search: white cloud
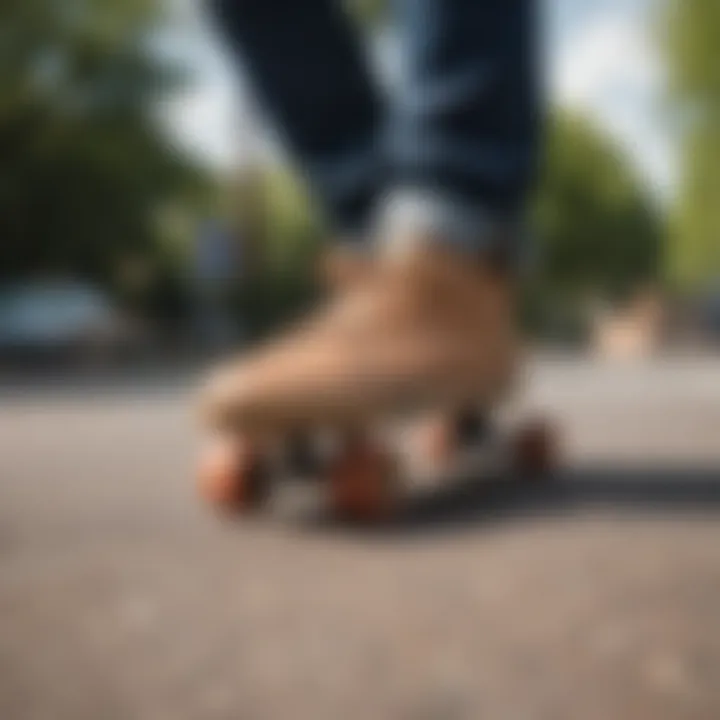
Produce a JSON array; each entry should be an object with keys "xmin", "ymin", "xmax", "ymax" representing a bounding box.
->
[
  {"xmin": 163, "ymin": 75, "xmax": 254, "ymax": 171},
  {"xmin": 157, "ymin": 4, "xmax": 260, "ymax": 171},
  {"xmin": 554, "ymin": 13, "xmax": 659, "ymax": 105},
  {"xmin": 550, "ymin": 4, "xmax": 675, "ymax": 198}
]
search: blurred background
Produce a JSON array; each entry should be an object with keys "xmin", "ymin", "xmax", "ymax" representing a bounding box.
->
[
  {"xmin": 0, "ymin": 0, "xmax": 718, "ymax": 364},
  {"xmin": 1, "ymin": 2, "xmax": 720, "ymax": 720}
]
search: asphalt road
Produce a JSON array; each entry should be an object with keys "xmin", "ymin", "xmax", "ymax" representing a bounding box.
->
[{"xmin": 1, "ymin": 356, "xmax": 720, "ymax": 720}]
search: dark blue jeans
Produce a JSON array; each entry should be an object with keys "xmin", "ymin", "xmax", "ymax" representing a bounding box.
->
[{"xmin": 210, "ymin": 0, "xmax": 539, "ymax": 252}]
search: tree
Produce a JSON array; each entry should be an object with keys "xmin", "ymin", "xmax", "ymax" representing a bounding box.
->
[
  {"xmin": 529, "ymin": 112, "xmax": 663, "ymax": 336},
  {"xmin": 227, "ymin": 164, "xmax": 326, "ymax": 337},
  {"xmin": 534, "ymin": 112, "xmax": 662, "ymax": 297},
  {"xmin": 664, "ymin": 0, "xmax": 720, "ymax": 288},
  {"xmin": 345, "ymin": 0, "xmax": 388, "ymax": 28},
  {"xmin": 0, "ymin": 0, "xmax": 208, "ymax": 311}
]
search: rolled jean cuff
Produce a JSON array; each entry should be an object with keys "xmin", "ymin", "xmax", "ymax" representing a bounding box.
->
[{"xmin": 374, "ymin": 187, "xmax": 530, "ymax": 268}]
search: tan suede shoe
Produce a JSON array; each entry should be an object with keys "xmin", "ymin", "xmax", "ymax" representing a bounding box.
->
[{"xmin": 201, "ymin": 240, "xmax": 519, "ymax": 434}]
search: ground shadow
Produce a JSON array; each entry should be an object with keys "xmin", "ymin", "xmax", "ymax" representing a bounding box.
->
[{"xmin": 304, "ymin": 465, "xmax": 720, "ymax": 538}]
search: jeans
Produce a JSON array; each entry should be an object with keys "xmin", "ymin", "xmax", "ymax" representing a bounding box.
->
[{"xmin": 210, "ymin": 0, "xmax": 539, "ymax": 254}]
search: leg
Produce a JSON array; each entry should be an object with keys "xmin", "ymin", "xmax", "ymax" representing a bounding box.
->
[
  {"xmin": 382, "ymin": 0, "xmax": 539, "ymax": 258},
  {"xmin": 209, "ymin": 0, "xmax": 382, "ymax": 236},
  {"xmin": 201, "ymin": 0, "xmax": 542, "ymax": 465}
]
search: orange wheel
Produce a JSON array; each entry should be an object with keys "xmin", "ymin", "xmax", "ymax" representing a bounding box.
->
[
  {"xmin": 512, "ymin": 419, "xmax": 558, "ymax": 477},
  {"xmin": 197, "ymin": 434, "xmax": 269, "ymax": 513},
  {"xmin": 327, "ymin": 437, "xmax": 397, "ymax": 523}
]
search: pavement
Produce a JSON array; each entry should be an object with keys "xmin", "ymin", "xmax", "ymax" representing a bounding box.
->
[{"xmin": 1, "ymin": 355, "xmax": 720, "ymax": 719}]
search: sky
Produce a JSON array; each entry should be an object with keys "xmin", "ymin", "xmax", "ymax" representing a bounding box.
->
[{"xmin": 160, "ymin": 0, "xmax": 674, "ymax": 200}]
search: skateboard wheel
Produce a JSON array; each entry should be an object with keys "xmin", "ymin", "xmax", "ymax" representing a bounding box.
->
[
  {"xmin": 327, "ymin": 436, "xmax": 397, "ymax": 522},
  {"xmin": 197, "ymin": 435, "xmax": 269, "ymax": 513},
  {"xmin": 511, "ymin": 419, "xmax": 557, "ymax": 477}
]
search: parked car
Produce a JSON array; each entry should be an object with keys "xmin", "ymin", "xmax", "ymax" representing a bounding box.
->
[{"xmin": 0, "ymin": 281, "xmax": 145, "ymax": 364}]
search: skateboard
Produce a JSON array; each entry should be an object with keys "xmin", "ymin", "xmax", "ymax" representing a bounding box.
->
[{"xmin": 197, "ymin": 406, "xmax": 557, "ymax": 523}]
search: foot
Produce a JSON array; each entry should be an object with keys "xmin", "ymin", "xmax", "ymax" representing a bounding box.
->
[{"xmin": 201, "ymin": 240, "xmax": 519, "ymax": 433}]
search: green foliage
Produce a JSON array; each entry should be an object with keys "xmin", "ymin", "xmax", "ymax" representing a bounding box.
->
[
  {"xmin": 344, "ymin": 0, "xmax": 388, "ymax": 28},
  {"xmin": 261, "ymin": 166, "xmax": 324, "ymax": 273},
  {"xmin": 664, "ymin": 0, "xmax": 720, "ymax": 288},
  {"xmin": 665, "ymin": 0, "xmax": 720, "ymax": 111},
  {"xmin": 228, "ymin": 166, "xmax": 325, "ymax": 338},
  {"xmin": 528, "ymin": 112, "xmax": 663, "ymax": 338},
  {"xmin": 534, "ymin": 112, "xmax": 662, "ymax": 297},
  {"xmin": 0, "ymin": 0, "xmax": 209, "ymax": 314},
  {"xmin": 669, "ymin": 127, "xmax": 720, "ymax": 287}
]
